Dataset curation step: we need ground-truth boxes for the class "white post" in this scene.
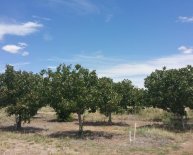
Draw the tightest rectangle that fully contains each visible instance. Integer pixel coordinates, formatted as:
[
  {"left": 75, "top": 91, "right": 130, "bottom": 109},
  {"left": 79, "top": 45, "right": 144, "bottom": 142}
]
[
  {"left": 133, "top": 123, "right": 136, "bottom": 142},
  {"left": 129, "top": 131, "right": 132, "bottom": 143}
]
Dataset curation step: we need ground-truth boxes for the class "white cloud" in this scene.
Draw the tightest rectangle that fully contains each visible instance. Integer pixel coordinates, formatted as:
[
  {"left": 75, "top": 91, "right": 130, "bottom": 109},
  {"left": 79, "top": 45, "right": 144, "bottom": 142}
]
[
  {"left": 0, "top": 21, "right": 43, "bottom": 40},
  {"left": 46, "top": 49, "right": 193, "bottom": 88},
  {"left": 2, "top": 43, "right": 29, "bottom": 56},
  {"left": 32, "top": 15, "right": 51, "bottom": 21},
  {"left": 18, "top": 42, "right": 28, "bottom": 47},
  {"left": 49, "top": 0, "right": 100, "bottom": 14},
  {"left": 178, "top": 16, "right": 193, "bottom": 23},
  {"left": 98, "top": 53, "right": 193, "bottom": 88},
  {"left": 21, "top": 51, "right": 29, "bottom": 56},
  {"left": 10, "top": 62, "right": 30, "bottom": 66},
  {"left": 99, "top": 64, "right": 154, "bottom": 78},
  {"left": 2, "top": 44, "right": 23, "bottom": 54},
  {"left": 46, "top": 51, "right": 123, "bottom": 70},
  {"left": 47, "top": 66, "right": 57, "bottom": 69},
  {"left": 178, "top": 46, "right": 193, "bottom": 54}
]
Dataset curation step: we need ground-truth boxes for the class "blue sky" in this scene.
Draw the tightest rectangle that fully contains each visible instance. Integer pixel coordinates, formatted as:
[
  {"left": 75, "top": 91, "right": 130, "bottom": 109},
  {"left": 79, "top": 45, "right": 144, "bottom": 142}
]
[{"left": 1, "top": 0, "right": 193, "bottom": 87}]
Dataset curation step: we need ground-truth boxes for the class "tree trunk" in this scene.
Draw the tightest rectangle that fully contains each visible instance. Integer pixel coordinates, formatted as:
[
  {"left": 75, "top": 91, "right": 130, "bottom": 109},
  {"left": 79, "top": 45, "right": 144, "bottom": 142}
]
[
  {"left": 15, "top": 115, "right": 22, "bottom": 130},
  {"left": 181, "top": 115, "right": 185, "bottom": 130},
  {"left": 134, "top": 105, "right": 136, "bottom": 114},
  {"left": 108, "top": 112, "right": 112, "bottom": 125},
  {"left": 78, "top": 112, "right": 83, "bottom": 135}
]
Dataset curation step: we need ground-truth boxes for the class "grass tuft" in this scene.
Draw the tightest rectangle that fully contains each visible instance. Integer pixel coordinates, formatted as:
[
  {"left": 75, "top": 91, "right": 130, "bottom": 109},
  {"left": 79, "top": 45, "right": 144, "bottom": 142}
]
[{"left": 138, "top": 107, "right": 170, "bottom": 122}]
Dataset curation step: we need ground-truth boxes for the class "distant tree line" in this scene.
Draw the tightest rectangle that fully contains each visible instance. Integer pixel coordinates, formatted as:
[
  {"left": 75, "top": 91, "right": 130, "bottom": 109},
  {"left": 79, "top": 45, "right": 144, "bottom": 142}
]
[{"left": 0, "top": 64, "right": 193, "bottom": 133}]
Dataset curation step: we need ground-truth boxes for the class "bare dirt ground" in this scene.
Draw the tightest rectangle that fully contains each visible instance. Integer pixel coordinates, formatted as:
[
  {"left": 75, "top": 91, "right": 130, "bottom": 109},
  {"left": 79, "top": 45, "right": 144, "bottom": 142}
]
[
  {"left": 168, "top": 136, "right": 193, "bottom": 155},
  {"left": 0, "top": 107, "right": 192, "bottom": 155}
]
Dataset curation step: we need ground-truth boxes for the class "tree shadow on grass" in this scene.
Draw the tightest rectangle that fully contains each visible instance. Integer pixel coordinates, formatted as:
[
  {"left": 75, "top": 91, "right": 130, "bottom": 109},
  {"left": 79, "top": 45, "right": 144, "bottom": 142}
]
[
  {"left": 47, "top": 118, "right": 77, "bottom": 123},
  {"left": 76, "top": 121, "right": 130, "bottom": 127},
  {"left": 138, "top": 123, "right": 193, "bottom": 133},
  {"left": 49, "top": 130, "right": 119, "bottom": 140},
  {"left": 0, "top": 125, "right": 45, "bottom": 133}
]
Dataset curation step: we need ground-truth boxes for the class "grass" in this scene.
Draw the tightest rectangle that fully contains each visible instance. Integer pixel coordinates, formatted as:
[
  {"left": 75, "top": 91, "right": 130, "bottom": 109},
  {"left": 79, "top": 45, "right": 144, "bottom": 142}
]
[
  {"left": 0, "top": 108, "right": 14, "bottom": 124},
  {"left": 0, "top": 107, "right": 192, "bottom": 155},
  {"left": 181, "top": 152, "right": 192, "bottom": 155},
  {"left": 187, "top": 108, "right": 193, "bottom": 119},
  {"left": 137, "top": 107, "right": 170, "bottom": 122},
  {"left": 137, "top": 127, "right": 178, "bottom": 140}
]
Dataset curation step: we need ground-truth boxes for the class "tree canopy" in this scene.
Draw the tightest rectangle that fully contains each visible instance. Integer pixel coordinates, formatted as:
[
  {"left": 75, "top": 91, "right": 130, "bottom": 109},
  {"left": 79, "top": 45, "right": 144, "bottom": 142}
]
[
  {"left": 40, "top": 64, "right": 99, "bottom": 133},
  {"left": 98, "top": 77, "right": 122, "bottom": 124},
  {"left": 144, "top": 66, "right": 193, "bottom": 128},
  {"left": 0, "top": 65, "right": 43, "bottom": 129},
  {"left": 1, "top": 63, "right": 193, "bottom": 131}
]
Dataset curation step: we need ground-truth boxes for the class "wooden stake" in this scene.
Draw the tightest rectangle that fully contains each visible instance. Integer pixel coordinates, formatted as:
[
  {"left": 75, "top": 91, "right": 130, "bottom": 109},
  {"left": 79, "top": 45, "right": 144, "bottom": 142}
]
[
  {"left": 134, "top": 123, "right": 136, "bottom": 141},
  {"left": 129, "top": 131, "right": 132, "bottom": 143}
]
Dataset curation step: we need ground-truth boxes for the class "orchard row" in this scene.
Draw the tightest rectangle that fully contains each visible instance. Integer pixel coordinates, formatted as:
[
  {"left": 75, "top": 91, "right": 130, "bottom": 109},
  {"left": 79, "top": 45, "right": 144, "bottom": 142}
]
[{"left": 0, "top": 64, "right": 193, "bottom": 133}]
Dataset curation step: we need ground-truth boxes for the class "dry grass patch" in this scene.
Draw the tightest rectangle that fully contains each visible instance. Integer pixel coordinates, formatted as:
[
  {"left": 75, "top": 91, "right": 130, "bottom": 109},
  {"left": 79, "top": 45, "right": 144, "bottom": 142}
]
[
  {"left": 0, "top": 107, "right": 192, "bottom": 155},
  {"left": 137, "top": 107, "right": 170, "bottom": 122}
]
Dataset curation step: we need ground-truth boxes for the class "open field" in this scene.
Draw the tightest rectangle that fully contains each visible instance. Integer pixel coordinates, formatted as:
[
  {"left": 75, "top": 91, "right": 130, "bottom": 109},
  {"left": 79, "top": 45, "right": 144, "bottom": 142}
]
[{"left": 0, "top": 107, "right": 193, "bottom": 155}]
